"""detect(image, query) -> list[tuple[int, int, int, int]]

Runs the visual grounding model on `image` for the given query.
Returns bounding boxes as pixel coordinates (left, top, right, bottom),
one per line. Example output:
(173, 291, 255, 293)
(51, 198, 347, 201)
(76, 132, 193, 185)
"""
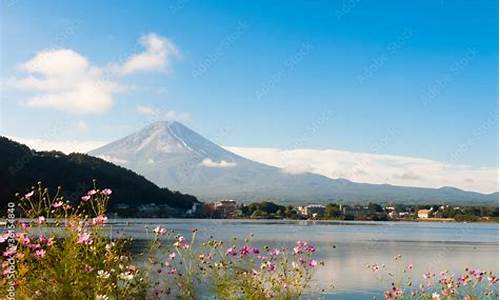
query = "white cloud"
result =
(6, 136, 106, 154)
(137, 105, 156, 115)
(119, 33, 179, 75)
(3, 33, 180, 115)
(7, 132, 496, 194)
(6, 49, 121, 114)
(136, 105, 191, 122)
(199, 158, 237, 168)
(225, 146, 498, 194)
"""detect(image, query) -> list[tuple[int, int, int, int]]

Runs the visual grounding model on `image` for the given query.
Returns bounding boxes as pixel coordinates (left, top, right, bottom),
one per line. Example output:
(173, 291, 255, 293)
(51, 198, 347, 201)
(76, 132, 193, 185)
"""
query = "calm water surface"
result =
(107, 219, 498, 299)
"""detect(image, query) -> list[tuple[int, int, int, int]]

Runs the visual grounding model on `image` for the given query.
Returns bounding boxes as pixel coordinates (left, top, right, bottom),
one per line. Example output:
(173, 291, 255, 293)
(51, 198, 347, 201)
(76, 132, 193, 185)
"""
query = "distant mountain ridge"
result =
(89, 121, 498, 204)
(0, 136, 199, 213)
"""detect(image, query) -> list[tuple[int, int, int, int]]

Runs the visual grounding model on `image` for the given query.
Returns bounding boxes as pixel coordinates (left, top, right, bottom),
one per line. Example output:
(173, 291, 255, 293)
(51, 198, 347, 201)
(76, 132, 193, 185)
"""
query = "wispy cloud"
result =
(118, 33, 179, 75)
(225, 146, 498, 194)
(7, 134, 496, 193)
(136, 105, 191, 122)
(6, 136, 106, 154)
(199, 158, 237, 168)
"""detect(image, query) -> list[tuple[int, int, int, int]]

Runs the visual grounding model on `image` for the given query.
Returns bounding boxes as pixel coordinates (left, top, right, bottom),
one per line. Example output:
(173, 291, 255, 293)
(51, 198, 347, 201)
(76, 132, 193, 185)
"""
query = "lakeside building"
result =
(298, 204, 326, 218)
(417, 209, 432, 219)
(384, 206, 397, 219)
(387, 210, 397, 219)
(214, 199, 238, 216)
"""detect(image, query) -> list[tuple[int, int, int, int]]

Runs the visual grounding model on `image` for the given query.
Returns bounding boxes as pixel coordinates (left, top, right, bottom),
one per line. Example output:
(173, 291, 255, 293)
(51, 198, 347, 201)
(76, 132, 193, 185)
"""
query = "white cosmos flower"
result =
(97, 270, 110, 279)
(118, 272, 134, 281)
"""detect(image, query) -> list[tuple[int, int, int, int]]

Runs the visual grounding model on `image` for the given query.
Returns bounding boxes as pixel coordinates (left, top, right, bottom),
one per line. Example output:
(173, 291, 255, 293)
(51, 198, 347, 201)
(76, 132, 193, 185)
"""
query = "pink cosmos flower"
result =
(153, 226, 167, 236)
(0, 233, 10, 243)
(37, 216, 46, 224)
(168, 252, 176, 260)
(87, 189, 97, 196)
(84, 264, 94, 273)
(372, 264, 380, 272)
(34, 249, 46, 259)
(393, 287, 403, 297)
(29, 243, 41, 250)
(407, 264, 414, 271)
(3, 246, 17, 257)
(264, 261, 276, 272)
(93, 215, 108, 225)
(46, 237, 55, 247)
(239, 245, 252, 256)
(308, 259, 318, 268)
(174, 236, 189, 249)
(270, 248, 280, 256)
(24, 191, 34, 199)
(296, 240, 307, 247)
(101, 188, 112, 196)
(226, 247, 237, 256)
(293, 240, 310, 254)
(458, 274, 470, 285)
(77, 232, 93, 245)
(21, 236, 31, 246)
(384, 291, 394, 300)
(39, 235, 47, 243)
(305, 245, 316, 253)
(81, 195, 91, 202)
(52, 201, 63, 208)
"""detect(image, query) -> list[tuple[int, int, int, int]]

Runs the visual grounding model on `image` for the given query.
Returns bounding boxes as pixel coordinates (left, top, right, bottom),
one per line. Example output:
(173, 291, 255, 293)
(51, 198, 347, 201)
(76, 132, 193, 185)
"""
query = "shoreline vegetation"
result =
(0, 183, 498, 299)
(198, 201, 499, 224)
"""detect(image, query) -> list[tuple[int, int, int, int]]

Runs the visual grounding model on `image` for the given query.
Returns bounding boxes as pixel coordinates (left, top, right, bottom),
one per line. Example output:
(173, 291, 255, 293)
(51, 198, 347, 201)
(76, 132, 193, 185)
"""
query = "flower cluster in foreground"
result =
(370, 255, 498, 300)
(0, 182, 324, 300)
(0, 182, 497, 299)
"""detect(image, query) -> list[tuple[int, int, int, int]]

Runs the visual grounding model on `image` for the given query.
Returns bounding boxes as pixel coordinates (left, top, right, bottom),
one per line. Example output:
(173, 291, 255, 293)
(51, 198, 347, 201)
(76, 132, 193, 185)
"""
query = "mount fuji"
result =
(89, 121, 497, 204)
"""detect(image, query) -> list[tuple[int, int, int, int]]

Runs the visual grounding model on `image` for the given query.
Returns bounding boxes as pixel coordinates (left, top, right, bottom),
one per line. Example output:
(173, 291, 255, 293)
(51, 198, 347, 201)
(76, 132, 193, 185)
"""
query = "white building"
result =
(417, 209, 432, 219)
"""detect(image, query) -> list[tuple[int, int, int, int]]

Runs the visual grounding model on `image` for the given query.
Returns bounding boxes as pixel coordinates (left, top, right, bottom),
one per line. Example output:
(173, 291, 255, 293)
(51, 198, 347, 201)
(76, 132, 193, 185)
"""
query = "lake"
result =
(106, 219, 498, 299)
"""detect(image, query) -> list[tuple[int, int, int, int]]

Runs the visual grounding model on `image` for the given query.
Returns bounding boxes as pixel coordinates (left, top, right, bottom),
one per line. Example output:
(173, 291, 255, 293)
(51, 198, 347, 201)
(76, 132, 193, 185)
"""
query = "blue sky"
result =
(1, 1, 498, 192)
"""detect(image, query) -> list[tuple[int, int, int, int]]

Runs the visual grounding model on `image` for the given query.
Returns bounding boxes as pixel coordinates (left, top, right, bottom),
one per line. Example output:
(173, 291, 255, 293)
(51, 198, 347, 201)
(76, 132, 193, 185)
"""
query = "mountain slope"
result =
(0, 136, 198, 212)
(89, 121, 498, 204)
